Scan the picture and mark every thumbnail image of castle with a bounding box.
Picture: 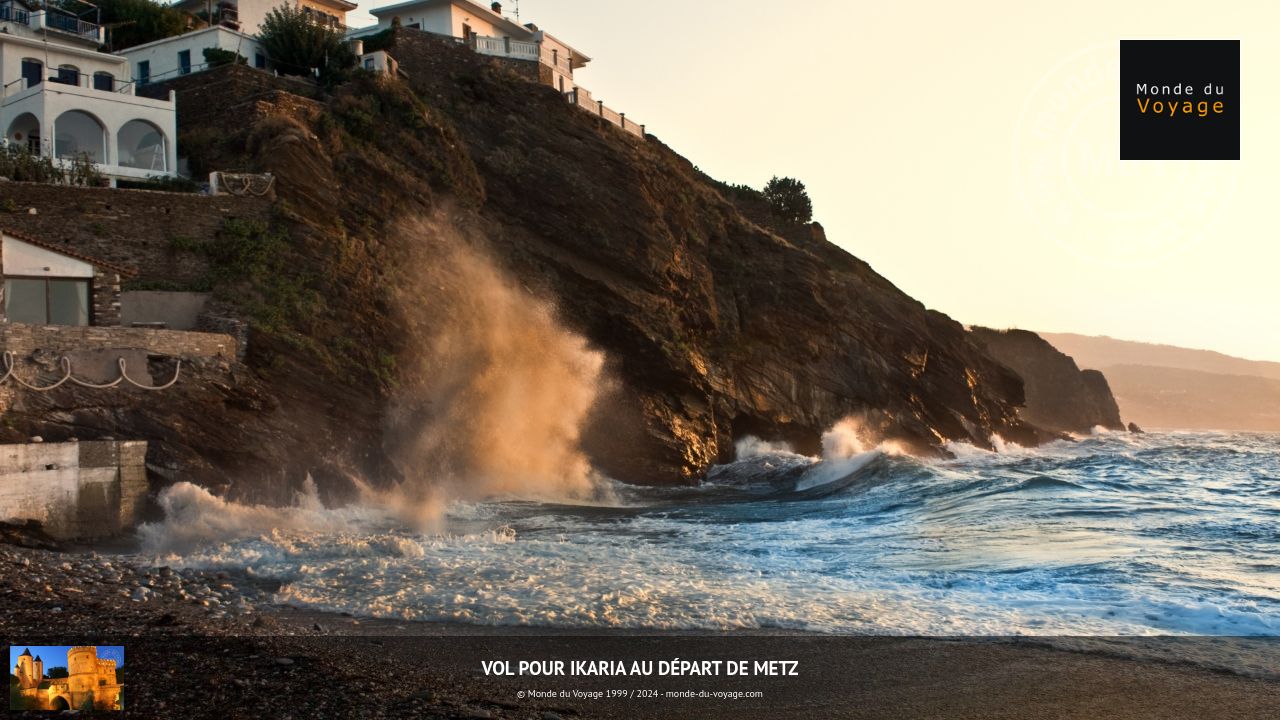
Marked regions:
[13,646,122,711]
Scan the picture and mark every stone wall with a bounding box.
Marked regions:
[0,323,237,361]
[0,182,270,284]
[390,28,545,91]
[0,440,148,539]
[138,63,321,127]
[91,268,123,327]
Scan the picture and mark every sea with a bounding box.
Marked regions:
[137,431,1279,640]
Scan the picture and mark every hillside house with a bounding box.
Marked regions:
[0,0,178,181]
[120,24,268,83]
[364,0,590,94]
[0,229,132,327]
[118,0,360,83]
[169,0,357,35]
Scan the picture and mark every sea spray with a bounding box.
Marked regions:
[730,416,904,492]
[139,431,1279,643]
[142,215,611,550]
[821,418,868,459]
[383,217,608,524]
[138,477,390,555]
[734,436,804,460]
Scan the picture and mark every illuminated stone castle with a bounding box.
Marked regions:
[13,646,122,711]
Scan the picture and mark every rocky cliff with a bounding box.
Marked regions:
[2,32,1065,500]
[969,327,1124,434]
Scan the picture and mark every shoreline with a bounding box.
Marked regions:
[3,542,1279,718]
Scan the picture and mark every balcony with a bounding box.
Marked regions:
[473,35,541,62]
[471,35,575,76]
[0,3,31,25]
[43,8,98,40]
[302,6,346,33]
[1,77,178,182]
[4,73,136,101]
[470,35,577,80]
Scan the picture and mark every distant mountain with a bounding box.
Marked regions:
[1038,333,1280,431]
[1099,365,1280,432]
[1040,333,1280,381]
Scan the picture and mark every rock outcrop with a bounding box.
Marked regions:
[2,35,1072,498]
[969,327,1124,434]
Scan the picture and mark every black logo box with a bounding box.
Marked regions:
[1120,40,1239,160]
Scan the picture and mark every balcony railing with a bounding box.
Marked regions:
[0,4,31,25]
[302,6,346,32]
[3,73,138,100]
[539,47,573,75]
[472,34,574,72]
[568,88,644,139]
[473,35,537,61]
[43,9,98,39]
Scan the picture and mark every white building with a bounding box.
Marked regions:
[169,0,358,35]
[115,0,358,85]
[0,0,178,181]
[363,0,590,94]
[120,25,267,85]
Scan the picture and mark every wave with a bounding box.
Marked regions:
[1010,476,1088,492]
[132,429,1280,652]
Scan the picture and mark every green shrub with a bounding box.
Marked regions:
[177,126,225,178]
[361,27,396,53]
[203,47,247,68]
[0,144,103,186]
[97,0,189,52]
[117,174,201,193]
[762,176,814,224]
[203,218,320,334]
[259,6,356,85]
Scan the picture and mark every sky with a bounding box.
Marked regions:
[353,0,1279,362]
[8,646,125,673]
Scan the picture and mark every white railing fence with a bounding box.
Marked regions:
[569,88,644,138]
[465,33,647,140]
[473,35,540,62]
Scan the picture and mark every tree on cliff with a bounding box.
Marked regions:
[96,0,189,52]
[45,667,68,679]
[762,176,814,224]
[259,6,357,84]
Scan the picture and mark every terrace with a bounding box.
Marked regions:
[2,76,178,180]
[0,2,30,25]
[0,2,102,43]
[42,6,99,40]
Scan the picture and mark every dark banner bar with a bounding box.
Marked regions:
[8,635,1279,718]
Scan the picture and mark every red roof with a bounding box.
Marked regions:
[1,227,139,278]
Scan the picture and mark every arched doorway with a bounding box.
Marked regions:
[51,696,70,710]
[116,119,167,171]
[53,110,106,163]
[5,112,40,154]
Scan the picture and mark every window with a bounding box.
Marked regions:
[93,72,114,91]
[178,50,191,75]
[137,60,150,85]
[4,278,90,326]
[20,59,42,88]
[254,52,266,69]
[364,57,375,70]
[54,65,79,86]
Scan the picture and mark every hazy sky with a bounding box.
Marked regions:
[357,1,1278,362]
